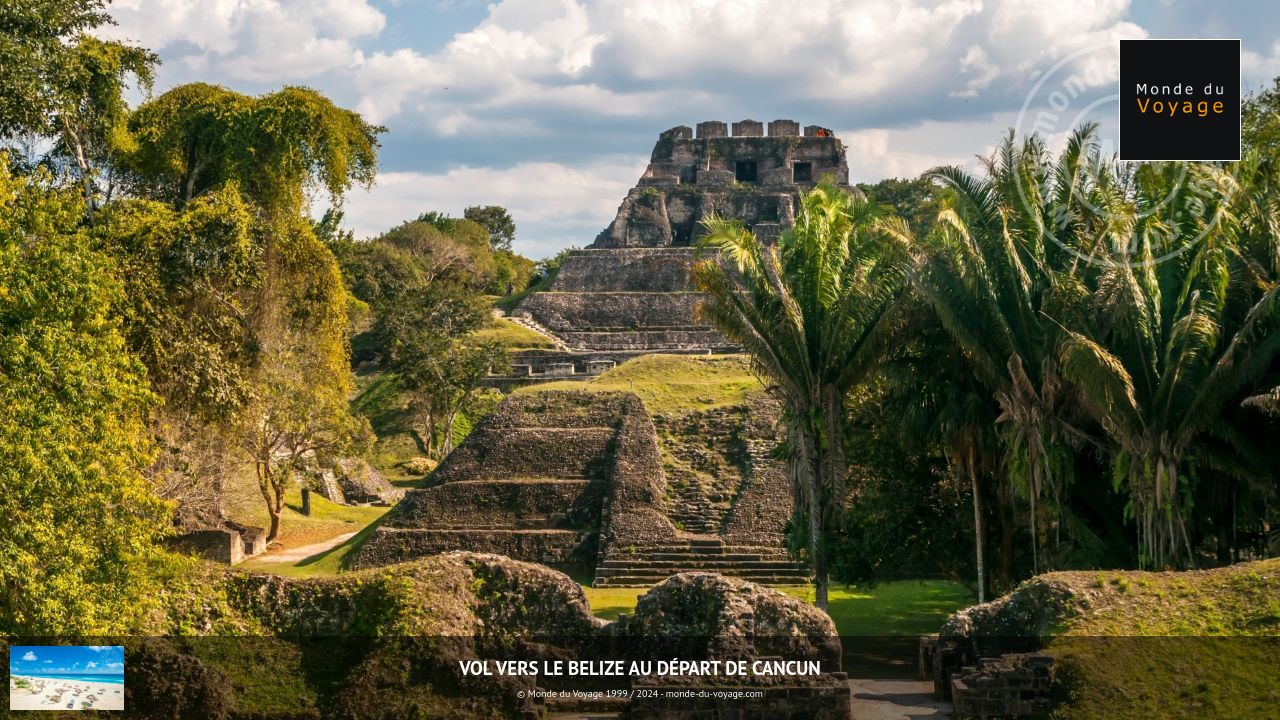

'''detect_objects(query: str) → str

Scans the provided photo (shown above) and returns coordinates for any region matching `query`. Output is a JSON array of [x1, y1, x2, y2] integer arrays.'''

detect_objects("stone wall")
[[431, 427, 615, 481], [351, 527, 598, 569], [390, 479, 606, 529], [171, 528, 243, 565], [597, 396, 679, 555], [518, 292, 705, 331], [553, 329, 732, 352], [550, 248, 700, 292], [949, 653, 1056, 719], [171, 522, 268, 565]]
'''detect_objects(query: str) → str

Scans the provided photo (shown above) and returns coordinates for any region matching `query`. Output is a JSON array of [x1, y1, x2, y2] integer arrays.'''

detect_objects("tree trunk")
[[267, 506, 282, 543], [968, 448, 986, 603], [269, 482, 285, 543], [808, 479, 829, 607], [256, 458, 284, 543], [60, 118, 94, 223], [443, 410, 458, 456]]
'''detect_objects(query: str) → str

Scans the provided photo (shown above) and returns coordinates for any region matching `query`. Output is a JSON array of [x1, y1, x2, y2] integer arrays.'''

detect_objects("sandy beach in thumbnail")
[[9, 675, 124, 711]]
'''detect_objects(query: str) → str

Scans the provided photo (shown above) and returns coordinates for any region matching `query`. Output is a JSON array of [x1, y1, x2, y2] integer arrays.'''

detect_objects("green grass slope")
[[585, 581, 970, 636], [472, 316, 557, 349], [942, 559, 1280, 720], [515, 353, 764, 417]]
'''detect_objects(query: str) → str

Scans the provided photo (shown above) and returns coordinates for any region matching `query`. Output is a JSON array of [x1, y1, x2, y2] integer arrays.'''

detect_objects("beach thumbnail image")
[[8, 646, 124, 711]]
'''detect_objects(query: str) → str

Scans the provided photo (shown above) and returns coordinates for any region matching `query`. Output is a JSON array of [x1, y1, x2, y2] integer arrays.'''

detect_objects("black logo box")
[[1119, 39, 1240, 161]]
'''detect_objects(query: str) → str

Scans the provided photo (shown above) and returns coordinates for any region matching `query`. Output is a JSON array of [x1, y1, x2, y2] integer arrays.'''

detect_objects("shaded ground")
[[849, 679, 951, 719]]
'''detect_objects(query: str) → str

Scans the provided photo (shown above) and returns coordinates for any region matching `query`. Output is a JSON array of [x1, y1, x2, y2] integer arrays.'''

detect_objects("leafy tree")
[[858, 176, 949, 239], [377, 285, 508, 458], [0, 3, 156, 217], [314, 206, 355, 247], [379, 219, 494, 287], [0, 0, 110, 137], [910, 129, 1103, 574], [95, 187, 259, 419], [492, 249, 536, 296], [0, 160, 170, 634], [834, 378, 977, 593], [93, 188, 260, 526], [46, 36, 156, 218], [1056, 165, 1280, 568], [694, 183, 911, 610], [116, 82, 380, 540], [873, 305, 1005, 599], [122, 83, 382, 210], [463, 204, 516, 251], [238, 341, 371, 542]]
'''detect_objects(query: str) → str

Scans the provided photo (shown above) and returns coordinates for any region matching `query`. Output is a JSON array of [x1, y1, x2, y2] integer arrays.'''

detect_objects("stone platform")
[[514, 248, 734, 353], [351, 389, 808, 586]]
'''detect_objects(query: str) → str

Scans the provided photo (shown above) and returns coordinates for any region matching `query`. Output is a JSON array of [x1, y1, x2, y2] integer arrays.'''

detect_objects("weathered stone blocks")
[[351, 391, 679, 571], [731, 119, 763, 137], [768, 118, 800, 136], [696, 120, 728, 138]]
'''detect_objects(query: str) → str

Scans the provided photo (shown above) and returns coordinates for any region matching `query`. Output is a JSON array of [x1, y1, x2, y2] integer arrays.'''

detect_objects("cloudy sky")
[[100, 0, 1280, 258]]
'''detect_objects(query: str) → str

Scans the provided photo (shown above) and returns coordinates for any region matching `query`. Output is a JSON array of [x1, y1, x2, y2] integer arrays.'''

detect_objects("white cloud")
[[86, 662, 99, 669], [841, 129, 971, 183], [1243, 40, 1280, 90], [22, 651, 36, 661], [339, 158, 644, 257], [87, 646, 113, 652], [107, 662, 124, 669], [347, 0, 1143, 127], [43, 660, 52, 664], [101, 0, 384, 82]]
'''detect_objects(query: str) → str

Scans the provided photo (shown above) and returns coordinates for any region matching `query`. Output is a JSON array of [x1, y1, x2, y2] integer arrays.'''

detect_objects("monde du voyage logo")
[[1120, 39, 1241, 161]]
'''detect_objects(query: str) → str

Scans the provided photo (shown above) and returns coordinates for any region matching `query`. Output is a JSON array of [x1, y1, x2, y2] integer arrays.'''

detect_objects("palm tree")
[[1057, 160, 1280, 567], [693, 183, 910, 610], [878, 315, 1003, 601], [912, 129, 1102, 573]]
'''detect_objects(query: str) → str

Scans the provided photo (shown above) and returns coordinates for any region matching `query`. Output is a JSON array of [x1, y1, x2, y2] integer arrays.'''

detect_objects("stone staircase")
[[504, 312, 571, 351], [666, 480, 719, 534], [593, 537, 810, 587]]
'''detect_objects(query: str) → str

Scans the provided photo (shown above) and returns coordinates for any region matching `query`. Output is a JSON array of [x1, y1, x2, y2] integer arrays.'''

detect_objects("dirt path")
[[849, 679, 951, 719], [251, 532, 357, 564]]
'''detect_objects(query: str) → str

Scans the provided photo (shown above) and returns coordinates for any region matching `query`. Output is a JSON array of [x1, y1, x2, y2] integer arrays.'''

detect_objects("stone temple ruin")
[[357, 122, 853, 584], [505, 120, 850, 377], [352, 390, 808, 586]]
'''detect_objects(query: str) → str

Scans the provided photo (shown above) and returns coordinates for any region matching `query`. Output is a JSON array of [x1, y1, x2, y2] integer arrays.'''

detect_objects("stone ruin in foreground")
[[503, 120, 851, 379], [352, 390, 809, 586]]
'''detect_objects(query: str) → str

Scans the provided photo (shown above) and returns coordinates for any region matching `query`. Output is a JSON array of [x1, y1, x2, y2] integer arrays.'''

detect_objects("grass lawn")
[[582, 580, 972, 637], [350, 370, 425, 487], [516, 354, 765, 417], [225, 481, 388, 555], [238, 515, 384, 578], [472, 316, 557, 349]]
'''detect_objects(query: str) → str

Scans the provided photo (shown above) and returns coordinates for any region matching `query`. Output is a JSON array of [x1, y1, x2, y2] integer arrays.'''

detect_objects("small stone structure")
[[947, 653, 1056, 719], [514, 120, 852, 354], [171, 520, 267, 565], [352, 390, 807, 586], [921, 575, 1079, 717], [618, 573, 848, 719], [308, 457, 404, 506]]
